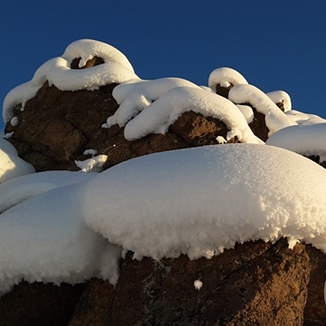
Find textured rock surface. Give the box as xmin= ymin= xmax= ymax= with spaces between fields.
xmin=1 ymin=238 xmax=318 ymax=326
xmin=5 ymin=83 xmax=239 ymax=172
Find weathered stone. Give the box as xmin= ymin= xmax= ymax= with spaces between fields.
xmin=0 ymin=281 xmax=86 ymax=326
xmin=68 ymin=279 xmax=114 ymax=326
xmin=102 ymin=238 xmax=310 ymax=325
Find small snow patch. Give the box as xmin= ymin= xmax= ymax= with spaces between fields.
xmin=194 ymin=280 xmax=203 ymax=290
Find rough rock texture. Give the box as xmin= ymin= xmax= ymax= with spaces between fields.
xmin=5 ymin=83 xmax=239 ymax=172
xmin=2 ymin=63 xmax=326 ymax=325
xmin=2 ymin=238 xmax=324 ymax=325
xmin=0 ymin=282 xmax=86 ymax=326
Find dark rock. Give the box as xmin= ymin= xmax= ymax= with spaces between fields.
xmin=215 ymin=83 xmax=233 ymax=99
xmin=66 ymin=238 xmax=310 ymax=326
xmin=5 ymin=82 xmax=119 ymax=171
xmin=248 ymin=106 xmax=270 ymax=142
xmin=0 ymin=281 xmax=86 ymax=326
xmin=6 ymin=83 xmax=239 ymax=172
xmin=70 ymin=56 xmax=105 ymax=69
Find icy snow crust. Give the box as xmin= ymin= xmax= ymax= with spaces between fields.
xmin=267 ymin=123 xmax=326 ymax=162
xmin=82 ymin=144 xmax=326 ymax=260
xmin=3 ymin=39 xmax=139 ymax=122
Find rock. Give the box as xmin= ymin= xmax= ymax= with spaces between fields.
xmin=0 ymin=281 xmax=86 ymax=326
xmin=68 ymin=238 xmax=311 ymax=325
xmin=5 ymin=83 xmax=239 ymax=172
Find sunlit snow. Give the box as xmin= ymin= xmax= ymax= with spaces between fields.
xmin=267 ymin=123 xmax=326 ymax=162
xmin=3 ymin=39 xmax=139 ymax=122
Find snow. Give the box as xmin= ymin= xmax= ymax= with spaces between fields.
xmin=208 ymin=67 xmax=248 ymax=90
xmin=228 ymin=84 xmax=295 ymax=136
xmin=3 ymin=39 xmax=139 ymax=122
xmin=285 ymin=109 xmax=326 ymax=126
xmin=82 ymin=145 xmax=326 ymax=260
xmin=194 ymin=280 xmax=203 ymax=290
xmin=266 ymin=90 xmax=292 ymax=112
xmin=0 ymin=138 xmax=35 ymax=184
xmin=0 ymin=170 xmax=93 ymax=214
xmin=104 ymin=77 xmax=200 ymax=128
xmin=0 ymin=179 xmax=120 ymax=295
xmin=267 ymin=123 xmax=326 ymax=162
xmin=107 ymin=85 xmax=260 ymax=144
xmin=1 ymin=144 xmax=325 ymax=294
xmin=75 ymin=155 xmax=108 ymax=172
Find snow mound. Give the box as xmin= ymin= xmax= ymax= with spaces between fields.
xmin=228 ymin=84 xmax=294 ymax=136
xmin=0 ymin=181 xmax=120 ymax=296
xmin=266 ymin=90 xmax=292 ymax=112
xmin=0 ymin=139 xmax=35 ymax=184
xmin=106 ymin=84 xmax=260 ymax=144
xmin=104 ymin=77 xmax=200 ymax=128
xmin=285 ymin=109 xmax=326 ymax=126
xmin=3 ymin=39 xmax=139 ymax=122
xmin=267 ymin=123 xmax=326 ymax=162
xmin=82 ymin=144 xmax=326 ymax=260
xmin=0 ymin=171 xmax=93 ymax=213
xmin=208 ymin=67 xmax=248 ymax=90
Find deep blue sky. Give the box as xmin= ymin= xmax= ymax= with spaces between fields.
xmin=1 ymin=1 xmax=326 ymax=130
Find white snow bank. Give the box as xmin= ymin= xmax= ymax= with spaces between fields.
xmin=229 ymin=84 xmax=294 ymax=136
xmin=267 ymin=123 xmax=326 ymax=162
xmin=0 ymin=171 xmax=93 ymax=214
xmin=208 ymin=67 xmax=248 ymax=90
xmin=104 ymin=77 xmax=200 ymax=128
xmin=0 ymin=181 xmax=120 ymax=295
xmin=0 ymin=139 xmax=35 ymax=184
xmin=285 ymin=109 xmax=326 ymax=126
xmin=108 ymin=85 xmax=260 ymax=144
xmin=3 ymin=39 xmax=139 ymax=122
xmin=266 ymin=90 xmax=292 ymax=112
xmin=82 ymin=144 xmax=326 ymax=260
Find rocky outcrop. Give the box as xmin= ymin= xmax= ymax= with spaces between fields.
xmin=2 ymin=57 xmax=326 ymax=325
xmin=5 ymin=82 xmax=239 ymax=172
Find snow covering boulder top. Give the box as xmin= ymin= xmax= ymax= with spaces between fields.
xmin=1 ymin=144 xmax=326 ymax=295
xmin=81 ymin=144 xmax=326 ymax=260
xmin=208 ymin=67 xmax=248 ymax=90
xmin=266 ymin=90 xmax=292 ymax=112
xmin=3 ymin=39 xmax=139 ymax=122
xmin=105 ymin=83 xmax=260 ymax=144
xmin=267 ymin=123 xmax=326 ymax=164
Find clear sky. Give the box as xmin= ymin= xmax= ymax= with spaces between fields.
xmin=1 ymin=0 xmax=326 ymax=130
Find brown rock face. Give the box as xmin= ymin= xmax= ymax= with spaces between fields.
xmin=103 ymin=239 xmax=310 ymax=326
xmin=5 ymin=83 xmax=239 ymax=172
